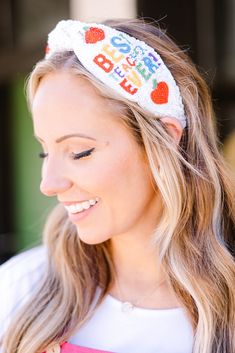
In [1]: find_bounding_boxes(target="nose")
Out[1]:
[40,160,73,197]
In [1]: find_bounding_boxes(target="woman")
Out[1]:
[0,18,234,353]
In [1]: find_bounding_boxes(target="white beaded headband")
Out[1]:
[45,20,187,128]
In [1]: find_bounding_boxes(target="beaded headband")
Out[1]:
[45,20,187,128]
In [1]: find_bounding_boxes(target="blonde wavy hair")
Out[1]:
[2,18,235,353]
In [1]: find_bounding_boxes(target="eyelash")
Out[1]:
[38,148,95,160]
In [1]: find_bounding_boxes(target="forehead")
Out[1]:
[32,71,120,134]
[32,70,111,116]
[32,70,131,142]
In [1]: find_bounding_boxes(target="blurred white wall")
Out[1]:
[70,0,136,21]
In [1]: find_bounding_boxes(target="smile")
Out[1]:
[64,197,99,214]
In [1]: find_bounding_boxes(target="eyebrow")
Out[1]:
[35,133,98,143]
[56,133,97,143]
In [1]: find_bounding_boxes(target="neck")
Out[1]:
[106,196,181,309]
[108,235,182,309]
[110,233,165,288]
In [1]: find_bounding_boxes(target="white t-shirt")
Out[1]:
[0,247,194,353]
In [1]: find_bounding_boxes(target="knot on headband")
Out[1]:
[46,20,187,128]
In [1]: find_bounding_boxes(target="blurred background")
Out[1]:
[0,0,235,263]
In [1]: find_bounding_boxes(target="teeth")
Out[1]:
[64,198,99,214]
[82,201,90,209]
[89,199,96,206]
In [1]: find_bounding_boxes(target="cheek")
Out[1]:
[68,145,156,239]
[71,152,132,195]
[70,145,154,206]
[91,150,155,227]
[70,154,158,245]
[67,141,135,191]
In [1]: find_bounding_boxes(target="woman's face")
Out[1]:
[32,70,161,244]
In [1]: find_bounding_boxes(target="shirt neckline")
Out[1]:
[105,292,184,313]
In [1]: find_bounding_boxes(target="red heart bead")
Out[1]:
[150,81,169,104]
[45,45,50,54]
[85,27,105,44]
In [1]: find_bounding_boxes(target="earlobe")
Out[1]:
[161,117,183,145]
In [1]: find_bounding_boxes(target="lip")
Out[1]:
[65,201,98,222]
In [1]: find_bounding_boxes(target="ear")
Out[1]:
[161,117,183,144]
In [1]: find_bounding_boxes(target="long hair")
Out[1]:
[2,18,235,353]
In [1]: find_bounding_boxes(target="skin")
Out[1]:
[32,70,183,309]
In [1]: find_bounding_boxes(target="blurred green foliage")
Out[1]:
[11,77,56,251]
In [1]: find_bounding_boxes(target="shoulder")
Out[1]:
[0,246,47,337]
[0,245,46,279]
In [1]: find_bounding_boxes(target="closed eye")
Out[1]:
[71,147,95,160]
[38,148,95,160]
[39,152,48,158]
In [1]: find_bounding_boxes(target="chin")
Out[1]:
[76,228,110,245]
